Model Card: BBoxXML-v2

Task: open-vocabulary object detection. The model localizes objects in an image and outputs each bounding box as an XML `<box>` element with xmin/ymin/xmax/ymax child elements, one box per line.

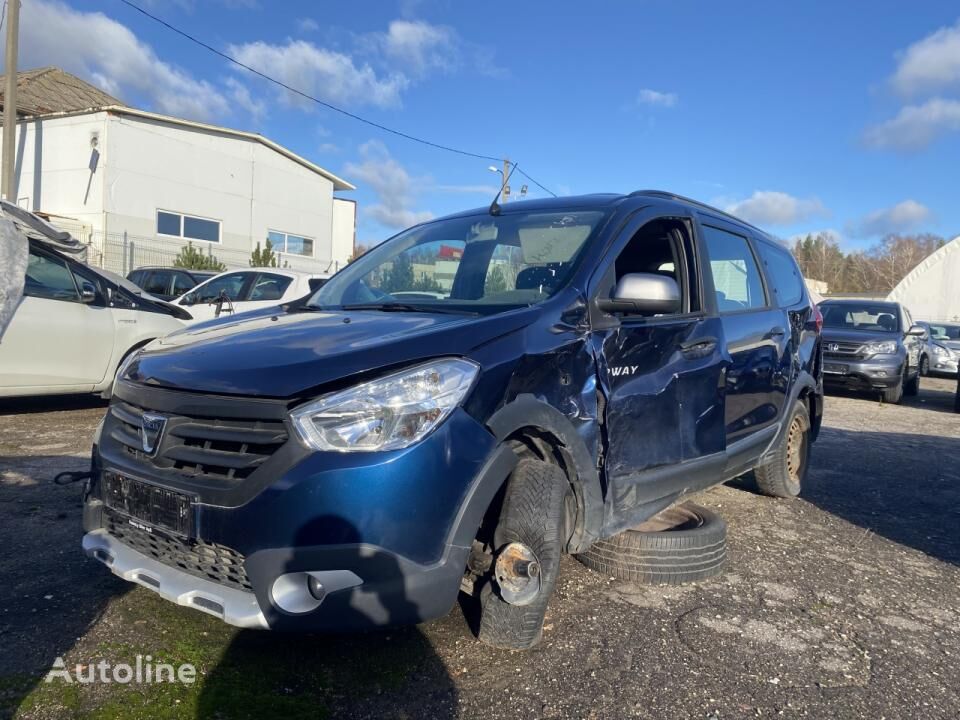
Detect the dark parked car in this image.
<box><xmin>82</xmin><ymin>191</ymin><xmax>823</xmax><ymax>649</ymax></box>
<box><xmin>126</xmin><ymin>267</ymin><xmax>217</xmax><ymax>301</ymax></box>
<box><xmin>819</xmin><ymin>299</ymin><xmax>924</xmax><ymax>403</ymax></box>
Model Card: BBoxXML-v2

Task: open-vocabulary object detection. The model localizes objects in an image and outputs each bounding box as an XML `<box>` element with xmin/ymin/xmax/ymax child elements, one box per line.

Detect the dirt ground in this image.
<box><xmin>1</xmin><ymin>378</ymin><xmax>958</xmax><ymax>719</ymax></box>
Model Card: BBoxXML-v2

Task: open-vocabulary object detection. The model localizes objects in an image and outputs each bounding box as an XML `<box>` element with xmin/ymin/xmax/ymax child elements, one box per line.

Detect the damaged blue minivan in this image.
<box><xmin>82</xmin><ymin>191</ymin><xmax>823</xmax><ymax>649</ymax></box>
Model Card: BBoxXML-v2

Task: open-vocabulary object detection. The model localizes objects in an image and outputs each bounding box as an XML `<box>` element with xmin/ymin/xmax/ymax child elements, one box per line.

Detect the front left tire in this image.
<box><xmin>475</xmin><ymin>457</ymin><xmax>570</xmax><ymax>650</ymax></box>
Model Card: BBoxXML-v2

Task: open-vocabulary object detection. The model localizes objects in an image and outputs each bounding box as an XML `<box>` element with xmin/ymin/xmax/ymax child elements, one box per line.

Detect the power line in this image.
<box><xmin>513</xmin><ymin>166</ymin><xmax>557</xmax><ymax>198</ymax></box>
<box><xmin>117</xmin><ymin>0</ymin><xmax>538</xmax><ymax>172</ymax></box>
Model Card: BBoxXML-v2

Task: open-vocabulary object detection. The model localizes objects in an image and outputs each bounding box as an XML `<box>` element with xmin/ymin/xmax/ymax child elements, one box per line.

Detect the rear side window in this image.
<box><xmin>249</xmin><ymin>273</ymin><xmax>293</xmax><ymax>301</ymax></box>
<box><xmin>702</xmin><ymin>226</ymin><xmax>766</xmax><ymax>311</ymax></box>
<box><xmin>171</xmin><ymin>272</ymin><xmax>195</xmax><ymax>296</ymax></box>
<box><xmin>142</xmin><ymin>271</ymin><xmax>171</xmax><ymax>297</ymax></box>
<box><xmin>756</xmin><ymin>241</ymin><xmax>804</xmax><ymax>306</ymax></box>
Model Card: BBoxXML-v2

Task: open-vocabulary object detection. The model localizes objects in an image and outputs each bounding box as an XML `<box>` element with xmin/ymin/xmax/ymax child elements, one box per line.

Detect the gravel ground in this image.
<box><xmin>1</xmin><ymin>378</ymin><xmax>958</xmax><ymax>719</ymax></box>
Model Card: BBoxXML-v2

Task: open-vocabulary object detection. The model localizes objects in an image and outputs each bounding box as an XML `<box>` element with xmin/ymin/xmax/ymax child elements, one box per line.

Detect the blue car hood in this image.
<box><xmin>127</xmin><ymin>307</ymin><xmax>536</xmax><ymax>398</ymax></box>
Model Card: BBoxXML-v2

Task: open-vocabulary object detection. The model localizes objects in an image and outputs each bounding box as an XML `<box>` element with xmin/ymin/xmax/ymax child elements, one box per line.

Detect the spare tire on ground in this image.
<box><xmin>576</xmin><ymin>503</ymin><xmax>727</xmax><ymax>585</ymax></box>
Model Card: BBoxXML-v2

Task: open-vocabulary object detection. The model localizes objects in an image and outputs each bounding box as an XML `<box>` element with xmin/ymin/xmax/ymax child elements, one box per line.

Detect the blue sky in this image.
<box><xmin>11</xmin><ymin>0</ymin><xmax>960</xmax><ymax>249</ymax></box>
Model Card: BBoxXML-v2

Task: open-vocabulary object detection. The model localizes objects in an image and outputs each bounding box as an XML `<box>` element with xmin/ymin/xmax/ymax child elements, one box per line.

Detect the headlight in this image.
<box><xmin>290</xmin><ymin>358</ymin><xmax>479</xmax><ymax>452</ymax></box>
<box><xmin>114</xmin><ymin>349</ymin><xmax>141</xmax><ymax>387</ymax></box>
<box><xmin>862</xmin><ymin>340</ymin><xmax>897</xmax><ymax>355</ymax></box>
<box><xmin>933</xmin><ymin>345</ymin><xmax>951</xmax><ymax>357</ymax></box>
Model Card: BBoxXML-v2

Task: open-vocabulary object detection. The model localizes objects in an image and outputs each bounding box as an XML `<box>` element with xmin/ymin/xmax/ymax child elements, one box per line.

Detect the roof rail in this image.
<box><xmin>628</xmin><ymin>189</ymin><xmax>767</xmax><ymax>235</ymax></box>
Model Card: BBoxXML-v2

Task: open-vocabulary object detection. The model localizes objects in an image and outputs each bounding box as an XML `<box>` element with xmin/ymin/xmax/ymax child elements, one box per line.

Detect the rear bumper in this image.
<box><xmin>823</xmin><ymin>357</ymin><xmax>903</xmax><ymax>389</ymax></box>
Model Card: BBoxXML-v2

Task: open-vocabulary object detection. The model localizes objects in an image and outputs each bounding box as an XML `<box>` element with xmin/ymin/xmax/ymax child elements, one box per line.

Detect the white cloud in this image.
<box><xmin>344</xmin><ymin>141</ymin><xmax>433</xmax><ymax>229</ymax></box>
<box><xmin>891</xmin><ymin>19</ymin><xmax>960</xmax><ymax>96</ymax></box>
<box><xmin>848</xmin><ymin>200</ymin><xmax>932</xmax><ymax>238</ymax></box>
<box><xmin>19</xmin><ymin>0</ymin><xmax>229</xmax><ymax>122</ymax></box>
<box><xmin>381</xmin><ymin>20</ymin><xmax>458</xmax><ymax>76</ymax></box>
<box><xmin>637</xmin><ymin>88</ymin><xmax>678</xmax><ymax>108</ymax></box>
<box><xmin>864</xmin><ymin>97</ymin><xmax>960</xmax><ymax>150</ymax></box>
<box><xmin>296</xmin><ymin>17</ymin><xmax>320</xmax><ymax>33</ymax></box>
<box><xmin>724</xmin><ymin>191</ymin><xmax>829</xmax><ymax>226</ymax></box>
<box><xmin>318</xmin><ymin>142</ymin><xmax>340</xmax><ymax>154</ymax></box>
<box><xmin>224</xmin><ymin>77</ymin><xmax>266</xmax><ymax>125</ymax></box>
<box><xmin>228</xmin><ymin>39</ymin><xmax>408</xmax><ymax>109</ymax></box>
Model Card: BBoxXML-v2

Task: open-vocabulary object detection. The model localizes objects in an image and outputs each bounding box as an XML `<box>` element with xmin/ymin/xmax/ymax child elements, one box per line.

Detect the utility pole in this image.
<box><xmin>2</xmin><ymin>0</ymin><xmax>20</xmax><ymax>201</ymax></box>
<box><xmin>501</xmin><ymin>158</ymin><xmax>511</xmax><ymax>203</ymax></box>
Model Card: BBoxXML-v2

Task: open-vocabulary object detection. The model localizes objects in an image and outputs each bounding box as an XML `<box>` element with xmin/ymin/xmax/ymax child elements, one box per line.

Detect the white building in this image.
<box><xmin>0</xmin><ymin>67</ymin><xmax>356</xmax><ymax>273</ymax></box>
<box><xmin>887</xmin><ymin>234</ymin><xmax>960</xmax><ymax>322</ymax></box>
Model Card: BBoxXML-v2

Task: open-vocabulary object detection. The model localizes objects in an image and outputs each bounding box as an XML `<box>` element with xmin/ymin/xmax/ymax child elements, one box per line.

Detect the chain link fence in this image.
<box><xmin>48</xmin><ymin>220</ymin><xmax>341</xmax><ymax>277</ymax></box>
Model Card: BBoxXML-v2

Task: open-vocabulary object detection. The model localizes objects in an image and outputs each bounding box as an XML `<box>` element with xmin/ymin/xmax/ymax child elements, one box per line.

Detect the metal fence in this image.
<box><xmin>49</xmin><ymin>221</ymin><xmax>341</xmax><ymax>277</ymax></box>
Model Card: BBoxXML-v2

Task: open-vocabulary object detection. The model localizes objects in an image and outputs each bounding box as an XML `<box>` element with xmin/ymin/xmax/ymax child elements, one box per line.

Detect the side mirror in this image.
<box><xmin>79</xmin><ymin>281</ymin><xmax>97</xmax><ymax>304</ymax></box>
<box><xmin>180</xmin><ymin>293</ymin><xmax>196</xmax><ymax>306</ymax></box>
<box><xmin>907</xmin><ymin>324</ymin><xmax>926</xmax><ymax>337</ymax></box>
<box><xmin>596</xmin><ymin>273</ymin><xmax>681</xmax><ymax>316</ymax></box>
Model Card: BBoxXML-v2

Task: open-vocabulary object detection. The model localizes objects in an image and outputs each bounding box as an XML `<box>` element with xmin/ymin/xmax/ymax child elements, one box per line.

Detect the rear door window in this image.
<box><xmin>142</xmin><ymin>271</ymin><xmax>171</xmax><ymax>297</ymax></box>
<box><xmin>249</xmin><ymin>273</ymin><xmax>293</xmax><ymax>301</ymax></box>
<box><xmin>702</xmin><ymin>225</ymin><xmax>766</xmax><ymax>311</ymax></box>
<box><xmin>193</xmin><ymin>273</ymin><xmax>252</xmax><ymax>302</ymax></box>
<box><xmin>171</xmin><ymin>272</ymin><xmax>195</xmax><ymax>296</ymax></box>
<box><xmin>756</xmin><ymin>241</ymin><xmax>804</xmax><ymax>306</ymax></box>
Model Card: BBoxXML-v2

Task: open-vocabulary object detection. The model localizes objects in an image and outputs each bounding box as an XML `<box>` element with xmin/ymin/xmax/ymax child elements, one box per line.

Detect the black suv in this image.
<box><xmin>819</xmin><ymin>299</ymin><xmax>924</xmax><ymax>403</ymax></box>
<box><xmin>83</xmin><ymin>191</ymin><xmax>823</xmax><ymax>649</ymax></box>
<box><xmin>127</xmin><ymin>267</ymin><xmax>217</xmax><ymax>301</ymax></box>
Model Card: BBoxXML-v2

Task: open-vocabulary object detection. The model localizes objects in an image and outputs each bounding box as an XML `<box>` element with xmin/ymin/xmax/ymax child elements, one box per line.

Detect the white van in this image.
<box><xmin>172</xmin><ymin>268</ymin><xmax>327</xmax><ymax>323</ymax></box>
<box><xmin>0</xmin><ymin>240</ymin><xmax>190</xmax><ymax>398</ymax></box>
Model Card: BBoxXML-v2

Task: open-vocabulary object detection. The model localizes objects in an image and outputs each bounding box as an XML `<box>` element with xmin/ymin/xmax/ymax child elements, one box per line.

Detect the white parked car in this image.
<box><xmin>0</xmin><ymin>240</ymin><xmax>190</xmax><ymax>398</ymax></box>
<box><xmin>172</xmin><ymin>268</ymin><xmax>328</xmax><ymax>323</ymax></box>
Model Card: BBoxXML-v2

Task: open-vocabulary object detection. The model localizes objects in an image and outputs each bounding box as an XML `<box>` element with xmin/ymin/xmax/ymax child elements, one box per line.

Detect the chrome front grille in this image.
<box><xmin>823</xmin><ymin>341</ymin><xmax>865</xmax><ymax>359</ymax></box>
<box><xmin>108</xmin><ymin>400</ymin><xmax>288</xmax><ymax>484</ymax></box>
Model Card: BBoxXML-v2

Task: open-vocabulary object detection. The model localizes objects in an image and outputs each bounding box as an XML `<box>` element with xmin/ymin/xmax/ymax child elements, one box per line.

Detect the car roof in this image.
<box><xmin>821</xmin><ymin>299</ymin><xmax>900</xmax><ymax>307</ymax></box>
<box><xmin>194</xmin><ymin>267</ymin><xmax>319</xmax><ymax>283</ymax></box>
<box><xmin>426</xmin><ymin>189</ymin><xmax>772</xmax><ymax>239</ymax></box>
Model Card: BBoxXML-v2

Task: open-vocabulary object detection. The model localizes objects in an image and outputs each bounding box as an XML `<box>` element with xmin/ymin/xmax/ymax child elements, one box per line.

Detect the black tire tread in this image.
<box><xmin>476</xmin><ymin>458</ymin><xmax>568</xmax><ymax>650</ymax></box>
<box><xmin>754</xmin><ymin>402</ymin><xmax>810</xmax><ymax>498</ymax></box>
<box><xmin>577</xmin><ymin>504</ymin><xmax>727</xmax><ymax>585</ymax></box>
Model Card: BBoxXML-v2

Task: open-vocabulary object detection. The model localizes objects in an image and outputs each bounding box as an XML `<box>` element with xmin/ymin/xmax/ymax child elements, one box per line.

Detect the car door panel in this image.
<box><xmin>0</xmin><ymin>247</ymin><xmax>114</xmax><ymax>389</ymax></box>
<box><xmin>589</xmin><ymin>210</ymin><xmax>728</xmax><ymax>534</ymax></box>
<box><xmin>698</xmin><ymin>219</ymin><xmax>786</xmax><ymax>445</ymax></box>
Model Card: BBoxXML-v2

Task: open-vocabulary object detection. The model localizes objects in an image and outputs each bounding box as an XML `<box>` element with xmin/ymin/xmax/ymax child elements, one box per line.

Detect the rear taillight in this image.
<box><xmin>813</xmin><ymin>304</ymin><xmax>823</xmax><ymax>333</ymax></box>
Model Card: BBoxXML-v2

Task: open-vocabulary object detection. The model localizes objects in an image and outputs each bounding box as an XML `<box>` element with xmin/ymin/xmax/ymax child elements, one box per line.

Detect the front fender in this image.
<box><xmin>486</xmin><ymin>395</ymin><xmax>603</xmax><ymax>552</ymax></box>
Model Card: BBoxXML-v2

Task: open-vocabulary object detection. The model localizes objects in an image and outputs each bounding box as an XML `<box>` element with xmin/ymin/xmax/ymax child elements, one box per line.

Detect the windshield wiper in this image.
<box><xmin>340</xmin><ymin>303</ymin><xmax>478</xmax><ymax>315</ymax></box>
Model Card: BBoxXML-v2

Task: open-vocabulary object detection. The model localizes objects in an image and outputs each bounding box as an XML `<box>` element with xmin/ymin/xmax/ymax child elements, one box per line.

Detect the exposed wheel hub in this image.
<box><xmin>494</xmin><ymin>542</ymin><xmax>541</xmax><ymax>606</ymax></box>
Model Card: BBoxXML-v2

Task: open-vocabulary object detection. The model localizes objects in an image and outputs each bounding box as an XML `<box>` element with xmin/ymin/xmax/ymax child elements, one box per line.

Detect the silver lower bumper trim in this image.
<box><xmin>82</xmin><ymin>529</ymin><xmax>268</xmax><ymax>629</ymax></box>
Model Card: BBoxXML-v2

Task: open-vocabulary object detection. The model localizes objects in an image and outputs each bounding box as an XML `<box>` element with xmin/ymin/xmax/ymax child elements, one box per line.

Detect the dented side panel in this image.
<box><xmin>592</xmin><ymin>317</ymin><xmax>728</xmax><ymax>534</ymax></box>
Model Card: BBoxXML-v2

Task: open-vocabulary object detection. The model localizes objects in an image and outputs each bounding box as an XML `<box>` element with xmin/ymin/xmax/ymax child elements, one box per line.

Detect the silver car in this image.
<box><xmin>917</xmin><ymin>321</ymin><xmax>960</xmax><ymax>376</ymax></box>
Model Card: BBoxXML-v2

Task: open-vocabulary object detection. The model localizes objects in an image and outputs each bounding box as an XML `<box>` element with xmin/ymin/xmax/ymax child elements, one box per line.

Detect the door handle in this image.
<box><xmin>679</xmin><ymin>336</ymin><xmax>718</xmax><ymax>357</ymax></box>
<box><xmin>765</xmin><ymin>326</ymin><xmax>786</xmax><ymax>340</ymax></box>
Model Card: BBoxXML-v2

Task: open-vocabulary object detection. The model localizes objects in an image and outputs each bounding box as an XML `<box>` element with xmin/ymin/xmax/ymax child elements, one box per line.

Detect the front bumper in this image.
<box><xmin>83</xmin><ymin>529</ymin><xmax>268</xmax><ymax>628</ymax></box>
<box><xmin>823</xmin><ymin>357</ymin><xmax>903</xmax><ymax>389</ymax></box>
<box><xmin>932</xmin><ymin>355</ymin><xmax>959</xmax><ymax>375</ymax></box>
<box><xmin>83</xmin><ymin>386</ymin><xmax>518</xmax><ymax>630</ymax></box>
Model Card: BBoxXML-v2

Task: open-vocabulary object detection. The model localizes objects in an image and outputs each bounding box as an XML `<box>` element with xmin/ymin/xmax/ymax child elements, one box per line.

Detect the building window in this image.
<box><xmin>268</xmin><ymin>230</ymin><xmax>314</xmax><ymax>257</ymax></box>
<box><xmin>157</xmin><ymin>210</ymin><xmax>221</xmax><ymax>243</ymax></box>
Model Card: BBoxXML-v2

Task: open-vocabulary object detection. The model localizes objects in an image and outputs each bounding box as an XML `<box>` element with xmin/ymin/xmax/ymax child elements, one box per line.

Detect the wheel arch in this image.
<box><xmin>485</xmin><ymin>395</ymin><xmax>603</xmax><ymax>553</ymax></box>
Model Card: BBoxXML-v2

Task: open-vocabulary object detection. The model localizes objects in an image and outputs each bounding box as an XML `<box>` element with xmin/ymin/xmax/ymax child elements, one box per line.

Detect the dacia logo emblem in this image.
<box><xmin>140</xmin><ymin>413</ymin><xmax>167</xmax><ymax>456</ymax></box>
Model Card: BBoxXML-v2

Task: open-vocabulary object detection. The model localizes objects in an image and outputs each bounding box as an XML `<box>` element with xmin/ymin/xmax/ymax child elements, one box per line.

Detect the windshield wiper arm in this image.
<box><xmin>340</xmin><ymin>303</ymin><xmax>478</xmax><ymax>315</ymax></box>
